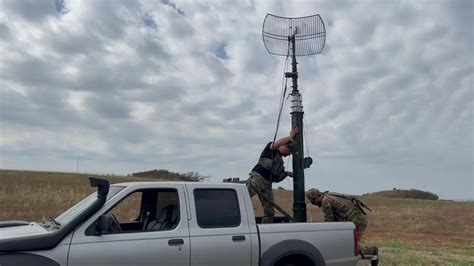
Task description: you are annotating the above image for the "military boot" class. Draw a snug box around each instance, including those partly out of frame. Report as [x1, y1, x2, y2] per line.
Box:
[360, 246, 378, 266]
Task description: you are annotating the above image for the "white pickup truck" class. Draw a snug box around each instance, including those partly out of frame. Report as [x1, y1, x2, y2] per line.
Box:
[0, 178, 359, 266]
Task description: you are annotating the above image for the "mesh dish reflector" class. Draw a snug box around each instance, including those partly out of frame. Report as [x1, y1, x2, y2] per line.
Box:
[262, 14, 326, 56]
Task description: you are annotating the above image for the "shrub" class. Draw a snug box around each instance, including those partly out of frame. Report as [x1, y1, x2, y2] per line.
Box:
[367, 189, 439, 200]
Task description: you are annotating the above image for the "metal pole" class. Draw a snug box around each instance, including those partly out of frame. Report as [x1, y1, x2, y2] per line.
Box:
[288, 36, 307, 222]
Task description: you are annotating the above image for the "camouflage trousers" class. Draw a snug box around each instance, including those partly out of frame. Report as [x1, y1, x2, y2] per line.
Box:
[348, 211, 368, 238]
[349, 212, 378, 257]
[246, 172, 274, 223]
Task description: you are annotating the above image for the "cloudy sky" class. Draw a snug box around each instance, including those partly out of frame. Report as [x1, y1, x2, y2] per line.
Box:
[0, 0, 472, 200]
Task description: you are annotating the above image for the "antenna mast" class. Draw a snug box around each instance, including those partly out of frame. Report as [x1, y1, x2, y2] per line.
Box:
[262, 14, 326, 222]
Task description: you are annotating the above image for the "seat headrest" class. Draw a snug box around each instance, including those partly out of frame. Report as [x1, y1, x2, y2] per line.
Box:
[170, 205, 179, 222]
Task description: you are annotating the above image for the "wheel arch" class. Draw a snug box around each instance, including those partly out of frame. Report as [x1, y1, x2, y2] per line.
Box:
[260, 239, 326, 266]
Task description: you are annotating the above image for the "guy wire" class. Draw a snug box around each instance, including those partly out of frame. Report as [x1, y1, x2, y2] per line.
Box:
[270, 40, 291, 183]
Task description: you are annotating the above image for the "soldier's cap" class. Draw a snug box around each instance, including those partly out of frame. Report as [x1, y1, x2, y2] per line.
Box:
[306, 188, 321, 199]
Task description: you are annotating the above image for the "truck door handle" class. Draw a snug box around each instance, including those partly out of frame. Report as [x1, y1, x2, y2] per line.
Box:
[168, 239, 184, 246]
[232, 235, 246, 242]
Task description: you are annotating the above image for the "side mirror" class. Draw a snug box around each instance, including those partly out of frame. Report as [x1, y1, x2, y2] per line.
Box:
[85, 216, 105, 236]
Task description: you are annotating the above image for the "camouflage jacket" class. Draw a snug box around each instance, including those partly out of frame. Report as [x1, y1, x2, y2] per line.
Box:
[320, 193, 368, 222]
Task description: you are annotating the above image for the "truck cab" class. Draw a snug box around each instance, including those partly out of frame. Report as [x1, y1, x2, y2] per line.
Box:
[69, 182, 257, 266]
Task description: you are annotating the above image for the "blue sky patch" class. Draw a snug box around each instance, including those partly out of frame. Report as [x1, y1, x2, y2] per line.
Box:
[142, 12, 158, 30]
[213, 42, 229, 60]
[54, 0, 69, 15]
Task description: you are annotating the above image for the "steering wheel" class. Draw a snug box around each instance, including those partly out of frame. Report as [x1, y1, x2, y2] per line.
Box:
[110, 213, 122, 232]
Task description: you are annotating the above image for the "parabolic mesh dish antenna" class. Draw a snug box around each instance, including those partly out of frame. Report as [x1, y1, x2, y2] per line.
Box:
[262, 14, 326, 56]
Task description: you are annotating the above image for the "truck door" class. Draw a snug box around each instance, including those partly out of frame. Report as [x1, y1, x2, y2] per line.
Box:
[68, 185, 190, 266]
[186, 184, 252, 266]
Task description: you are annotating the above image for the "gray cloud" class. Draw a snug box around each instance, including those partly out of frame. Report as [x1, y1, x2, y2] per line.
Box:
[0, 0, 472, 199]
[84, 94, 131, 119]
[0, 22, 10, 40]
[161, 0, 185, 17]
[3, 0, 57, 22]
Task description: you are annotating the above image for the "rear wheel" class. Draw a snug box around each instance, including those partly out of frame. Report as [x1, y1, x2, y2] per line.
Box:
[274, 254, 315, 266]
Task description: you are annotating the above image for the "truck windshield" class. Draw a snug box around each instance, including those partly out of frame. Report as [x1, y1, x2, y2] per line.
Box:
[55, 186, 124, 225]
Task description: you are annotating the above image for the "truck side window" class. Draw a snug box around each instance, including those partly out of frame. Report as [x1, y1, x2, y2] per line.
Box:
[194, 189, 241, 228]
[112, 192, 142, 223]
[100, 189, 180, 233]
[146, 190, 180, 231]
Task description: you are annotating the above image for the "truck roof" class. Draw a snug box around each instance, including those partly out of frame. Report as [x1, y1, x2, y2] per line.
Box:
[111, 181, 245, 188]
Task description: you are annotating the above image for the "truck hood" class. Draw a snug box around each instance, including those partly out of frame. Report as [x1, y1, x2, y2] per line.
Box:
[0, 178, 110, 253]
[0, 222, 50, 241]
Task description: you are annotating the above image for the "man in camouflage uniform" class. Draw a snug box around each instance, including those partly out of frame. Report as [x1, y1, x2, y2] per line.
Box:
[306, 188, 378, 264]
[247, 128, 297, 223]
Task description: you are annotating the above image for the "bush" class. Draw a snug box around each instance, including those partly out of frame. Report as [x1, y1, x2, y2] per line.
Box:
[180, 171, 209, 182]
[130, 169, 209, 182]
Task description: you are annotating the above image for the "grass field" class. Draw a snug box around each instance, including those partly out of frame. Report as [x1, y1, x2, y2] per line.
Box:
[1, 169, 473, 265]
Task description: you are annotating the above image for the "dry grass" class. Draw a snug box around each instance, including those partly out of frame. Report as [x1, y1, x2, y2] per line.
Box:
[2, 169, 474, 264]
[0, 169, 155, 221]
[257, 190, 474, 265]
[265, 190, 474, 249]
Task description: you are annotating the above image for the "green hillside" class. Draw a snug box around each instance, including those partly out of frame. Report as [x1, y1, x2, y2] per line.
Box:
[364, 188, 439, 200]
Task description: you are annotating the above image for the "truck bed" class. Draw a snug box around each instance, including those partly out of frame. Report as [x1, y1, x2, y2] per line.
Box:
[258, 222, 359, 266]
